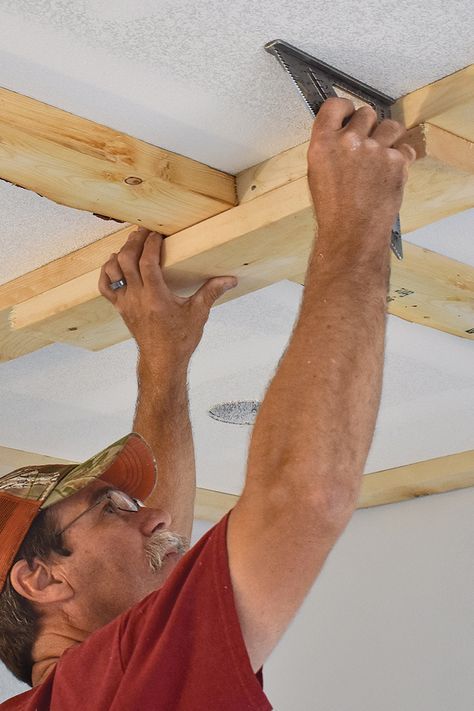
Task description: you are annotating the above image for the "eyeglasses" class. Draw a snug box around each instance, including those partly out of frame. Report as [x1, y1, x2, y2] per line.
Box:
[56, 490, 145, 537]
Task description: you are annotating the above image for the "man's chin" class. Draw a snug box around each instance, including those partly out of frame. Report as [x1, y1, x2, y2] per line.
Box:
[162, 551, 181, 570]
[147, 550, 181, 576]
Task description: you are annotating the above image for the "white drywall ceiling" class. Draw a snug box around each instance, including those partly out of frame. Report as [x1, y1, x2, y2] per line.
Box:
[0, 1, 473, 493]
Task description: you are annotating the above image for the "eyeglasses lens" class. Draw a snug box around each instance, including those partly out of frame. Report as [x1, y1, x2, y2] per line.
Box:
[109, 491, 142, 511]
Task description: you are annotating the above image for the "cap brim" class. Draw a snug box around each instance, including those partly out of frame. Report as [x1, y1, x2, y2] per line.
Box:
[40, 433, 157, 509]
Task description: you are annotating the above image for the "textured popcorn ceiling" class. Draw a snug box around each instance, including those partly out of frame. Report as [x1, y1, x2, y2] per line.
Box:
[0, 1, 473, 491]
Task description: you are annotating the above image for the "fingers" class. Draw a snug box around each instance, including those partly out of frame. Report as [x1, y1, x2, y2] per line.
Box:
[311, 97, 356, 132]
[98, 262, 117, 301]
[370, 119, 407, 149]
[312, 98, 415, 162]
[393, 141, 417, 164]
[98, 253, 126, 302]
[139, 232, 167, 290]
[98, 226, 161, 300]
[115, 228, 150, 288]
[392, 143, 417, 177]
[347, 109, 417, 166]
[342, 105, 378, 136]
[191, 276, 238, 312]
[103, 253, 123, 284]
[376, 123, 417, 171]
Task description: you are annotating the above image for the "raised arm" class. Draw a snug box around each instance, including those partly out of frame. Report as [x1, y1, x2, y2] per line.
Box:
[227, 97, 417, 672]
[98, 228, 237, 543]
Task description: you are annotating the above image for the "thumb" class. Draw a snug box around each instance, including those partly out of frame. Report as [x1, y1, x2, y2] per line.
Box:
[193, 276, 238, 310]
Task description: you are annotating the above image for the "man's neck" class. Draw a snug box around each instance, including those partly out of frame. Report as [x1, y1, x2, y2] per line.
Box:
[32, 628, 85, 687]
[32, 660, 56, 687]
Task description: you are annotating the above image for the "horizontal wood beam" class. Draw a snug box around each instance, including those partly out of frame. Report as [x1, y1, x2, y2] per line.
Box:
[0, 445, 71, 470]
[391, 64, 474, 142]
[237, 122, 474, 223]
[0, 86, 236, 233]
[1, 64, 474, 361]
[1, 445, 472, 521]
[8, 176, 316, 349]
[5, 123, 474, 355]
[2, 124, 472, 313]
[0, 309, 52, 362]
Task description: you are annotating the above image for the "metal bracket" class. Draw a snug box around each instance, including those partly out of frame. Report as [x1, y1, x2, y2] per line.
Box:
[265, 39, 403, 260]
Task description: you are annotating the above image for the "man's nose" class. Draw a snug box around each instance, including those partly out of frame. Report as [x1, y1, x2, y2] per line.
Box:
[145, 507, 172, 533]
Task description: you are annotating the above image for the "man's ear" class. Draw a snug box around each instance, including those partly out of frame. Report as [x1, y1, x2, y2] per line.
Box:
[9, 558, 73, 605]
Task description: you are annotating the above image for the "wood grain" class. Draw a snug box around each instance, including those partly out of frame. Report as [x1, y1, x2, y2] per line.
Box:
[9, 123, 474, 349]
[0, 86, 236, 234]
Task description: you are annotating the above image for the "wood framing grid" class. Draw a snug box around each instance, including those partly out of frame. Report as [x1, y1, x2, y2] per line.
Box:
[0, 62, 473, 363]
[0, 66, 473, 511]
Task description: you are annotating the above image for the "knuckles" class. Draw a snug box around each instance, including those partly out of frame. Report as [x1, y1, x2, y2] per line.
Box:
[382, 118, 404, 132]
[116, 250, 132, 265]
[356, 105, 377, 119]
[323, 96, 353, 108]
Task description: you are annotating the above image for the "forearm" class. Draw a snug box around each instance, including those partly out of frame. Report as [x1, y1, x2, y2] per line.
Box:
[246, 232, 390, 520]
[133, 358, 195, 543]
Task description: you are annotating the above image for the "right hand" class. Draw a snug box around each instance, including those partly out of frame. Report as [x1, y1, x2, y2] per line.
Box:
[307, 97, 416, 263]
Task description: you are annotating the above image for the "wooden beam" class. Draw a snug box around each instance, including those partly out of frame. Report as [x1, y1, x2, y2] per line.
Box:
[5, 123, 474, 355]
[0, 229, 134, 311]
[0, 87, 237, 234]
[1, 446, 472, 521]
[0, 309, 52, 362]
[1, 123, 471, 313]
[0, 445, 72, 470]
[8, 235, 474, 350]
[5, 176, 316, 351]
[237, 122, 474, 226]
[391, 64, 474, 142]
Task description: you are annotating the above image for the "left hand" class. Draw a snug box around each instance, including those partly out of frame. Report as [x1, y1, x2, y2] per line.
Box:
[98, 227, 238, 364]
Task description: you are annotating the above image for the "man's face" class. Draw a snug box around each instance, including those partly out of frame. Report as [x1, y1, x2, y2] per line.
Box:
[49, 479, 189, 630]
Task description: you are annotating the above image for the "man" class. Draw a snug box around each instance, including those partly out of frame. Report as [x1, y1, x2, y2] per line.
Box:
[0, 97, 416, 709]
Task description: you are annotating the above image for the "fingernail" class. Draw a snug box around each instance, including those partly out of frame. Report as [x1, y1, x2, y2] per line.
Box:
[223, 280, 237, 292]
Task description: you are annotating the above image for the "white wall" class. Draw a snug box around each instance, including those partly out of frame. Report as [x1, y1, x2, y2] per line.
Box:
[265, 487, 474, 711]
[1, 490, 473, 709]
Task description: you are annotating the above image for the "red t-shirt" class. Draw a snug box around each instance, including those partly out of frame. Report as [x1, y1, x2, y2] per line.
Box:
[2, 509, 272, 710]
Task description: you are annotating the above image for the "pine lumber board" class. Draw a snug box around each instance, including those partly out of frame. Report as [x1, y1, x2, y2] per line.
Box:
[0, 229, 133, 311]
[238, 123, 474, 248]
[1, 445, 472, 521]
[1, 124, 470, 313]
[290, 242, 474, 337]
[0, 309, 53, 362]
[0, 87, 236, 234]
[6, 123, 474, 351]
[237, 122, 474, 222]
[391, 64, 474, 142]
[9, 235, 474, 348]
[8, 177, 316, 349]
[0, 445, 72, 470]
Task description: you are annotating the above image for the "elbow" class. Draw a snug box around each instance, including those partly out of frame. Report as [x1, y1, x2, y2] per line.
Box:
[273, 462, 361, 530]
[309, 485, 359, 530]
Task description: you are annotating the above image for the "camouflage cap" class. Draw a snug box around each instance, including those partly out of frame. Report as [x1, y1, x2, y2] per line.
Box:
[0, 433, 157, 594]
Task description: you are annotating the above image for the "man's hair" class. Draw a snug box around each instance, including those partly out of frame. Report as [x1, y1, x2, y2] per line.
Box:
[0, 506, 71, 687]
